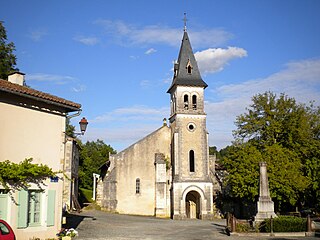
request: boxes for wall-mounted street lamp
[75,117,89,136]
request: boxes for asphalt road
[66,210,319,240]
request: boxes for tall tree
[222,92,319,212]
[233,91,307,148]
[78,140,116,190]
[0,21,18,79]
[302,104,320,210]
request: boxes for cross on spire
[183,12,188,32]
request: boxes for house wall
[0,102,65,168]
[0,101,66,240]
[63,138,80,211]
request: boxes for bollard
[307,214,312,232]
[225,212,231,236]
[226,212,230,228]
[270,215,274,236]
[231,214,236,232]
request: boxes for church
[96,24,219,220]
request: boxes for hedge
[260,216,307,232]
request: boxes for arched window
[186,59,192,74]
[184,94,189,110]
[192,95,197,110]
[187,65,192,74]
[189,150,195,172]
[136,178,140,194]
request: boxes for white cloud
[72,84,86,92]
[163,77,172,84]
[189,29,234,49]
[26,73,76,84]
[206,58,320,149]
[195,47,248,74]
[28,29,48,42]
[145,48,157,55]
[129,55,139,60]
[87,105,170,151]
[217,58,320,102]
[94,19,232,48]
[73,36,99,46]
[92,105,169,123]
[82,124,161,152]
[140,80,151,87]
[140,78,168,89]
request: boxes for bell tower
[168,22,213,219]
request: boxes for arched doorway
[185,191,201,219]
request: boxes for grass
[79,188,93,207]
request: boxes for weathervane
[183,12,188,32]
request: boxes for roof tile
[0,79,81,110]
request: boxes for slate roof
[0,79,81,111]
[167,31,207,93]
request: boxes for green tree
[222,92,319,212]
[302,104,320,209]
[0,21,18,79]
[263,144,309,210]
[233,91,308,148]
[78,139,116,190]
[209,146,218,156]
[222,143,261,201]
[65,118,76,138]
[209,146,233,160]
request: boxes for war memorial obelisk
[255,162,277,222]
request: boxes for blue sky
[2,0,320,151]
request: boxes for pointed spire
[167,16,207,93]
[183,13,187,32]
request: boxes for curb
[230,232,316,237]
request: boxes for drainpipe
[67,109,82,120]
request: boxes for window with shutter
[47,190,56,226]
[17,190,28,228]
[28,190,41,226]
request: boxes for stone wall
[99,125,171,216]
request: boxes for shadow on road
[211,223,229,236]
[63,212,97,229]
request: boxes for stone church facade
[96,28,216,220]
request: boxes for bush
[236,222,251,232]
[260,216,307,232]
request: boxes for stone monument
[255,162,277,222]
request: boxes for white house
[0,72,83,240]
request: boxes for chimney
[8,72,25,86]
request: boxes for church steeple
[167,29,207,93]
[168,17,214,220]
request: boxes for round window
[187,123,196,132]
